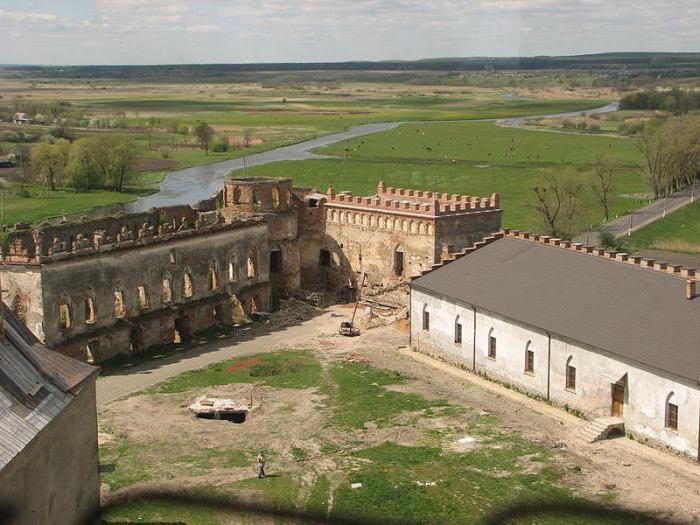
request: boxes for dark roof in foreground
[0,302,97,469]
[411,236,700,383]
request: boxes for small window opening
[183,272,194,298]
[59,303,72,329]
[454,322,462,344]
[162,275,172,303]
[308,198,318,208]
[270,250,282,274]
[114,290,126,318]
[525,349,535,374]
[136,285,149,310]
[422,310,430,331]
[208,265,219,290]
[85,296,96,324]
[319,249,331,267]
[666,402,678,430]
[228,258,239,282]
[488,336,497,359]
[566,363,577,391]
[394,247,405,277]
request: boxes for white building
[410,229,700,460]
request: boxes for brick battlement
[414,228,697,283]
[325,181,499,217]
[3,209,265,265]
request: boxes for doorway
[611,381,625,417]
[393,247,405,277]
[174,315,192,343]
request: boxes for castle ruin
[0,178,501,363]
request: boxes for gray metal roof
[0,303,97,469]
[412,237,700,383]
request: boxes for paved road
[573,182,699,246]
[119,102,619,214]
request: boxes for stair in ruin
[578,417,625,443]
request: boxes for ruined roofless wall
[2,206,265,265]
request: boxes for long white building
[409,229,700,460]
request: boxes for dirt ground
[98,305,700,523]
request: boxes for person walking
[256,452,266,479]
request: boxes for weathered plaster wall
[0,379,99,525]
[434,210,502,259]
[1,266,45,342]
[37,224,270,361]
[411,288,700,459]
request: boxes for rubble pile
[266,298,318,329]
[341,353,372,364]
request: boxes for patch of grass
[331,442,651,524]
[144,349,321,394]
[102,496,221,525]
[290,446,309,462]
[627,198,700,254]
[323,362,448,429]
[99,437,161,490]
[183,447,250,470]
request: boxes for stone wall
[0,379,99,525]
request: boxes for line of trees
[619,88,700,114]
[30,135,137,193]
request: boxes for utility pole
[628,214,633,236]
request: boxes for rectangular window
[525,350,534,374]
[566,365,577,391]
[454,323,462,344]
[666,403,678,430]
[488,336,496,359]
[422,310,430,331]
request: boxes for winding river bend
[114,102,617,214]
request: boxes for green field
[101,348,656,524]
[246,120,646,233]
[0,75,615,225]
[627,198,700,254]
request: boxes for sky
[0,0,698,65]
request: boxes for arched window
[162,272,173,303]
[208,261,219,290]
[182,270,194,298]
[488,328,496,359]
[114,289,126,318]
[247,249,258,279]
[566,356,576,391]
[84,295,96,324]
[525,341,534,374]
[422,304,430,331]
[454,316,462,344]
[58,294,72,329]
[253,191,261,209]
[232,186,241,205]
[11,292,27,325]
[271,187,280,209]
[665,392,678,430]
[136,284,149,310]
[228,255,239,282]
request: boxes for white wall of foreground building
[410,287,700,460]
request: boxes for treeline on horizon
[2,52,700,80]
[620,88,700,113]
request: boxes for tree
[32,139,70,192]
[639,114,700,198]
[89,135,136,192]
[590,152,618,222]
[528,170,584,238]
[66,138,101,191]
[194,121,214,154]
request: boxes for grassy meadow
[246,120,647,233]
[627,198,700,254]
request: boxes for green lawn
[245,120,646,233]
[627,198,700,254]
[101,350,655,524]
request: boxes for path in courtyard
[96,308,341,405]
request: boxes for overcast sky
[1,0,698,65]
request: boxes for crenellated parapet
[3,207,264,265]
[325,181,499,218]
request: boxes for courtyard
[98,305,700,524]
